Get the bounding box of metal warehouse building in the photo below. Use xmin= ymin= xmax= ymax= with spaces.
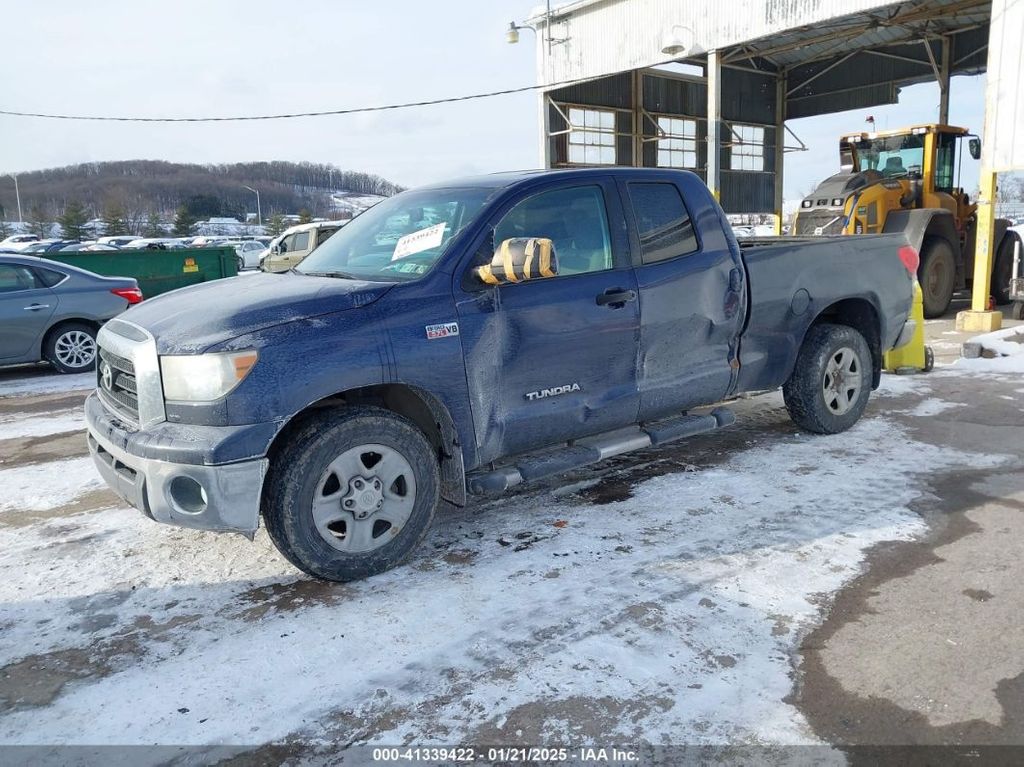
xmin=519 ymin=0 xmax=1024 ymax=326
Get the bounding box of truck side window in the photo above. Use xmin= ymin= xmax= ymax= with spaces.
xmin=292 ymin=232 xmax=310 ymax=252
xmin=494 ymin=185 xmax=612 ymax=276
xmin=627 ymin=182 xmax=698 ymax=264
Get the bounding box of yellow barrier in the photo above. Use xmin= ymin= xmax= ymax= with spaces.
xmin=884 ymin=281 xmax=933 ymax=373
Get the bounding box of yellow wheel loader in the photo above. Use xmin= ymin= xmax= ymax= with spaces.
xmin=794 ymin=125 xmax=1020 ymax=318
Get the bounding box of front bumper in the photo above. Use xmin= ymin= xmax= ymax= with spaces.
xmin=85 ymin=393 xmax=269 ymax=535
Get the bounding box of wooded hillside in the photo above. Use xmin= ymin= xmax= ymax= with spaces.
xmin=0 ymin=160 xmax=403 ymax=225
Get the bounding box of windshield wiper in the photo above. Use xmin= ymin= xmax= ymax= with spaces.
xmin=296 ymin=269 xmax=361 ymax=280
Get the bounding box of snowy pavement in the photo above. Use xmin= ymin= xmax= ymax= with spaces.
xmin=0 ymin=361 xmax=1021 ymax=760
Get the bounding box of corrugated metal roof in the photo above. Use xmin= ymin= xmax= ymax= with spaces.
xmin=527 ymin=0 xmax=992 ymax=86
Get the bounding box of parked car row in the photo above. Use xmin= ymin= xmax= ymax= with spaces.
xmin=0 ymin=253 xmax=142 ymax=374
xmin=0 ymin=226 xmax=351 ymax=274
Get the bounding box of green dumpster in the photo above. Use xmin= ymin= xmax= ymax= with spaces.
xmin=47 ymin=247 xmax=239 ymax=299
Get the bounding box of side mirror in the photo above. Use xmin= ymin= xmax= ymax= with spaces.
xmin=968 ymin=138 xmax=981 ymax=160
xmin=475 ymin=237 xmax=558 ymax=285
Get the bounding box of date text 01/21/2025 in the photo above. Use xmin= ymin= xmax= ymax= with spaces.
xmin=370 ymin=746 xmax=639 ymax=762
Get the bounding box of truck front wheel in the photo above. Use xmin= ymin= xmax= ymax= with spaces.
xmin=783 ymin=323 xmax=872 ymax=435
xmin=262 ymin=407 xmax=440 ymax=582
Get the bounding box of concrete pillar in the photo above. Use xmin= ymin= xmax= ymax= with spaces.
xmin=774 ymin=73 xmax=786 ymax=235
xmin=707 ymin=50 xmax=722 ymax=201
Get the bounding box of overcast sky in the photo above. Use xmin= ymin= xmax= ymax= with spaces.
xmin=0 ymin=0 xmax=985 ymax=203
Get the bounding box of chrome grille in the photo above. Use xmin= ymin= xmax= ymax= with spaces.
xmin=98 ymin=347 xmax=139 ymax=423
xmin=794 ymin=210 xmax=845 ymax=236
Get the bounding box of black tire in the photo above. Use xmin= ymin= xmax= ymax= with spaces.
xmin=236 ymin=255 xmax=245 ymax=272
xmin=262 ymin=406 xmax=440 ymax=582
xmin=44 ymin=322 xmax=98 ymax=374
xmin=783 ymin=323 xmax=873 ymax=435
xmin=918 ymin=237 xmax=956 ymax=318
xmin=991 ymin=235 xmax=1016 ymax=305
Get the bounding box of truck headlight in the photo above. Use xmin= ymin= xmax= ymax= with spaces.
xmin=160 ymin=350 xmax=258 ymax=402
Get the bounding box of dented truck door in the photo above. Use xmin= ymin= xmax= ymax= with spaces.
xmin=618 ymin=175 xmax=747 ymax=420
xmin=454 ymin=179 xmax=640 ymax=463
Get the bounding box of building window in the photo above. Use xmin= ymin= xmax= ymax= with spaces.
xmin=567 ymin=108 xmax=617 ymax=165
xmin=729 ymin=124 xmax=765 ymax=171
xmin=656 ymin=116 xmax=698 ymax=169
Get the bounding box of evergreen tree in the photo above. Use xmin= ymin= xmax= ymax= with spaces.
xmin=298 ymin=209 xmax=313 ymax=225
xmin=172 ymin=206 xmax=197 ymax=237
xmin=266 ymin=213 xmax=287 ymax=236
xmin=100 ymin=203 xmax=129 ymax=236
xmin=28 ymin=206 xmax=51 ymax=239
xmin=142 ymin=212 xmax=166 ymax=238
xmin=58 ymin=201 xmax=90 ymax=240
xmin=0 ymin=220 xmax=10 ymax=239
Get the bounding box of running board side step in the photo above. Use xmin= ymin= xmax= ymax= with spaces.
xmin=466 ymin=407 xmax=734 ymax=496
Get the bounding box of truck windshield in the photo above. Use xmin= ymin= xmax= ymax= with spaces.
xmin=296 ymin=187 xmax=494 ymax=281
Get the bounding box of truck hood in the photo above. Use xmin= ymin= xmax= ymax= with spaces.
xmin=119 ymin=272 xmax=393 ymax=353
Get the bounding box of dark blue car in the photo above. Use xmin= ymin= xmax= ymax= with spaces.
xmin=85 ymin=168 xmax=916 ymax=581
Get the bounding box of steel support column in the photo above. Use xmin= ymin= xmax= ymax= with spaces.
xmin=538 ymin=91 xmax=551 ymax=168
xmin=632 ymin=69 xmax=643 ymax=167
xmin=707 ymin=50 xmax=722 ymax=201
xmin=939 ymin=37 xmax=951 ymax=125
xmin=957 ymin=168 xmax=1001 ymax=331
xmin=774 ymin=73 xmax=786 ymax=234
xmin=957 ymin=25 xmax=1003 ymax=332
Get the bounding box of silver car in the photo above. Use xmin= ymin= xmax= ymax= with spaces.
xmin=0 ymin=254 xmax=142 ymax=374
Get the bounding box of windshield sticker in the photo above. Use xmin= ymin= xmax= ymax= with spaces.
xmin=393 ymin=222 xmax=446 ymax=260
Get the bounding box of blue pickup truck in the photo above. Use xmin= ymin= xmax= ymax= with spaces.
xmin=85 ymin=168 xmax=916 ymax=581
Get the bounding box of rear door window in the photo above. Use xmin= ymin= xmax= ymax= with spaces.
xmin=627 ymin=182 xmax=699 ymax=264
xmin=33 ymin=267 xmax=66 ymax=287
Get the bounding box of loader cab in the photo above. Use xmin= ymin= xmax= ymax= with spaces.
xmin=843 ymin=125 xmax=979 ymax=232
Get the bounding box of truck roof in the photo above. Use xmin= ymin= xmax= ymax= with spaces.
xmin=416 ymin=166 xmax=700 ymax=192
xmin=842 ymin=124 xmax=970 ymax=141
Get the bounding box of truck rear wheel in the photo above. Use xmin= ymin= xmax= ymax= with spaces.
xmin=783 ymin=323 xmax=872 ymax=435
xmin=262 ymin=407 xmax=440 ymax=582
xmin=918 ymin=237 xmax=956 ymax=318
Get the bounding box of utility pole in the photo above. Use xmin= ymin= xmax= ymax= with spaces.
xmin=243 ymin=185 xmax=262 ymax=227
xmin=7 ymin=174 xmax=23 ymax=225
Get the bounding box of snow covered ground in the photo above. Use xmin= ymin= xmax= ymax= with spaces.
xmin=331 ymin=192 xmax=386 ymax=217
xmin=0 ymin=365 xmax=1012 ymax=754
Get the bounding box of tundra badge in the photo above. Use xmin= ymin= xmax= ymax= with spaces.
xmin=525 ymin=383 xmax=581 ymax=401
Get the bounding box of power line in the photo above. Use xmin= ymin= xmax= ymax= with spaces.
xmin=0 ymin=81 xmax=567 ymax=123
xmin=0 ymin=58 xmax=694 ymax=123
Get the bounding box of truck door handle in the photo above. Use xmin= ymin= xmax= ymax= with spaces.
xmin=23 ymin=304 xmax=50 ymax=311
xmin=596 ymin=288 xmax=637 ymax=308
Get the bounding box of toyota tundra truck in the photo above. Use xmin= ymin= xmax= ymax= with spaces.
xmin=86 ymin=168 xmax=917 ymax=581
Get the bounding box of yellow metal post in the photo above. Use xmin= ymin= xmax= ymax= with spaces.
xmin=884 ymin=282 xmax=931 ymax=373
xmin=956 ymin=169 xmax=1003 ymax=331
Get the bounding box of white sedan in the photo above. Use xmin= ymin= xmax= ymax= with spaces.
xmin=232 ymin=241 xmax=266 ymax=270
